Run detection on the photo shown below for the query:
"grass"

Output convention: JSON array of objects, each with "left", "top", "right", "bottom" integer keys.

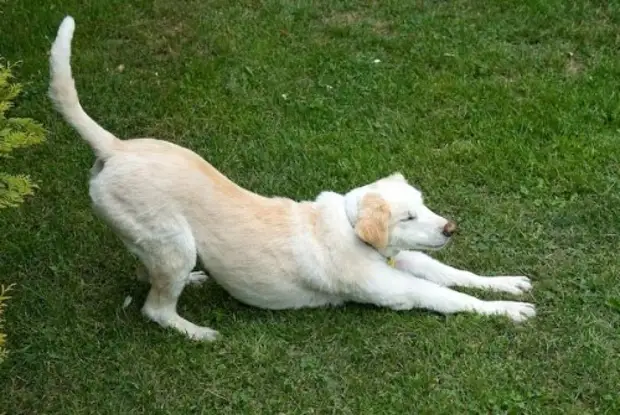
[{"left": 1, "top": 0, "right": 620, "bottom": 413}]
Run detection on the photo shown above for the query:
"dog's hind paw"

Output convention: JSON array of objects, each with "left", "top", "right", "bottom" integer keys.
[
  {"left": 186, "top": 325, "right": 220, "bottom": 341},
  {"left": 188, "top": 270, "right": 208, "bottom": 286}
]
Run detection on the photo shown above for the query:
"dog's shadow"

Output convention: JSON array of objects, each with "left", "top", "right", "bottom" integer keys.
[{"left": 116, "top": 272, "right": 444, "bottom": 339}]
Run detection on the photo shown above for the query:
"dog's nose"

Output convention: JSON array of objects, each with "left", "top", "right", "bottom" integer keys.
[{"left": 442, "top": 221, "right": 457, "bottom": 237}]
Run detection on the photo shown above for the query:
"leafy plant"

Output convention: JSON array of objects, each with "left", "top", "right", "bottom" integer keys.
[
  {"left": 0, "top": 60, "right": 46, "bottom": 209},
  {"left": 0, "top": 61, "right": 44, "bottom": 364},
  {"left": 0, "top": 284, "right": 13, "bottom": 364}
]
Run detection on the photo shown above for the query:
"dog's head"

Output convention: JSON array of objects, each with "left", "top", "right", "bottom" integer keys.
[{"left": 344, "top": 173, "right": 456, "bottom": 255}]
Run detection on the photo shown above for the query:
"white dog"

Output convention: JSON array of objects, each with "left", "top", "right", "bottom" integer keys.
[{"left": 49, "top": 16, "right": 535, "bottom": 341}]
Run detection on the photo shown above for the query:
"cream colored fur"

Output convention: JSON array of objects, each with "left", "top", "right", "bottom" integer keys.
[{"left": 49, "top": 16, "right": 535, "bottom": 341}]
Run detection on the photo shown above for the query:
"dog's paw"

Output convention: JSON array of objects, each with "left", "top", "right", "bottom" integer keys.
[
  {"left": 186, "top": 325, "right": 220, "bottom": 341},
  {"left": 483, "top": 301, "right": 536, "bottom": 322},
  {"left": 188, "top": 270, "right": 208, "bottom": 286},
  {"left": 487, "top": 276, "right": 532, "bottom": 295}
]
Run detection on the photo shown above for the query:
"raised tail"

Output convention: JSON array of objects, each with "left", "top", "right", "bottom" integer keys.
[{"left": 49, "top": 16, "right": 121, "bottom": 159}]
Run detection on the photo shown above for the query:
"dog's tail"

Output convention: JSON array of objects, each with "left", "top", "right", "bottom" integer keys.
[{"left": 49, "top": 16, "right": 121, "bottom": 160}]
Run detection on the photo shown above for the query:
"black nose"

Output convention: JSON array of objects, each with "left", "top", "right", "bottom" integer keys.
[{"left": 442, "top": 221, "right": 457, "bottom": 237}]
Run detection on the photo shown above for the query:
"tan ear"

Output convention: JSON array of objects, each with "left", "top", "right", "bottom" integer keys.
[{"left": 355, "top": 193, "right": 391, "bottom": 249}]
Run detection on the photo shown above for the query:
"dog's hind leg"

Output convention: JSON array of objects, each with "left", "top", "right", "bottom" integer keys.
[
  {"left": 134, "top": 264, "right": 150, "bottom": 283},
  {"left": 133, "top": 265, "right": 208, "bottom": 286},
  {"left": 126, "top": 225, "right": 219, "bottom": 341}
]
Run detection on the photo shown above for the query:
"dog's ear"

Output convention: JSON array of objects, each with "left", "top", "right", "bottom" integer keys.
[
  {"left": 355, "top": 193, "right": 391, "bottom": 249},
  {"left": 386, "top": 172, "right": 406, "bottom": 182}
]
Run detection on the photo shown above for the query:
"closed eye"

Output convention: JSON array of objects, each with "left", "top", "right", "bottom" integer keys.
[{"left": 402, "top": 214, "right": 416, "bottom": 222}]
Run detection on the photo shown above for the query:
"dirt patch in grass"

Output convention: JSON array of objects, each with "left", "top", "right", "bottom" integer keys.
[{"left": 322, "top": 11, "right": 394, "bottom": 36}]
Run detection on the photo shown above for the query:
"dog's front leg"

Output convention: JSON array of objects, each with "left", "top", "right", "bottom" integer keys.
[
  {"left": 392, "top": 251, "right": 532, "bottom": 295},
  {"left": 354, "top": 265, "right": 535, "bottom": 322}
]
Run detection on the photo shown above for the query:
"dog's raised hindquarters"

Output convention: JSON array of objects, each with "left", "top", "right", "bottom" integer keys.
[{"left": 49, "top": 16, "right": 535, "bottom": 341}]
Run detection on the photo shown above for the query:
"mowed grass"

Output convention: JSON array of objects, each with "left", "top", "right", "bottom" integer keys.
[{"left": 1, "top": 0, "right": 620, "bottom": 413}]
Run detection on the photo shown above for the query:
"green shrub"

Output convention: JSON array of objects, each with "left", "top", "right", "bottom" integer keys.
[
  {"left": 0, "top": 285, "right": 13, "bottom": 364},
  {"left": 1, "top": 61, "right": 45, "bottom": 363},
  {"left": 0, "top": 60, "right": 46, "bottom": 209}
]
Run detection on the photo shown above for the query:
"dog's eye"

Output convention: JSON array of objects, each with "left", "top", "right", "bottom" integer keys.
[{"left": 402, "top": 214, "right": 416, "bottom": 222}]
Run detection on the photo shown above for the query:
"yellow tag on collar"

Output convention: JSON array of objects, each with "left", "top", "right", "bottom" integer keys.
[{"left": 387, "top": 257, "right": 396, "bottom": 267}]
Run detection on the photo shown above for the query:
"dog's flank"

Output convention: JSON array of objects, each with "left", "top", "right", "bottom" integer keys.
[
  {"left": 49, "top": 16, "right": 535, "bottom": 342},
  {"left": 49, "top": 16, "right": 120, "bottom": 159}
]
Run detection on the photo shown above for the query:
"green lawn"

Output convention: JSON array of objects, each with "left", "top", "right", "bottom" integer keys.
[{"left": 1, "top": 0, "right": 620, "bottom": 413}]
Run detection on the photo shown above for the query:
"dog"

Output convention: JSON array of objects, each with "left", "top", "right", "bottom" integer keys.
[{"left": 49, "top": 16, "right": 535, "bottom": 341}]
